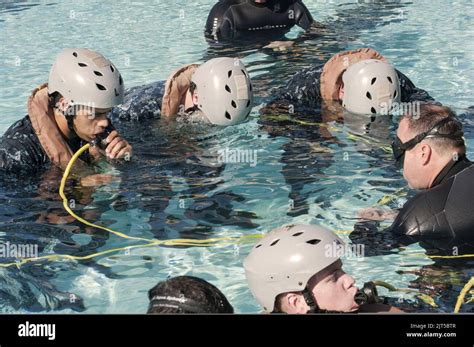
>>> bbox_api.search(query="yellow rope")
[0,144,263,268]
[454,276,474,313]
[2,143,472,314]
[59,144,151,243]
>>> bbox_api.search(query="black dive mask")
[391,117,464,169]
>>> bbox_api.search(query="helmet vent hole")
[366,91,372,100]
[94,70,103,76]
[393,90,397,98]
[246,100,251,107]
[225,85,231,93]
[78,62,88,67]
[249,83,253,91]
[292,232,303,237]
[255,244,262,248]
[270,239,280,246]
[306,239,321,245]
[96,83,107,91]
[387,76,393,83]
[119,75,123,85]
[110,65,115,72]
[231,100,237,108]
[370,107,376,114]
[371,77,376,85]
[228,70,232,78]
[241,69,247,77]
[72,52,78,57]
[225,111,231,120]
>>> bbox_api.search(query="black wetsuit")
[0,115,91,174]
[390,156,474,253]
[350,155,474,257]
[205,0,314,40]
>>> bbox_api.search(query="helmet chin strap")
[66,115,76,134]
[182,104,210,124]
[303,288,344,314]
[303,288,319,313]
[60,104,78,138]
[184,104,200,115]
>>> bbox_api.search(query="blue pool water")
[0,0,473,313]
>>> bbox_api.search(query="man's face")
[307,260,359,312]
[73,106,111,142]
[396,117,426,188]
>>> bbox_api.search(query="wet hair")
[402,103,466,155]
[48,91,77,118]
[48,91,63,110]
[189,81,197,96]
[147,276,234,314]
[272,292,287,313]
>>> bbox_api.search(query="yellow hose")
[59,143,151,243]
[2,143,472,314]
[0,143,262,268]
[454,276,474,313]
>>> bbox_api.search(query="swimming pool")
[0,0,473,313]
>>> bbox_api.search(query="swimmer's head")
[190,57,253,126]
[244,224,359,314]
[49,48,124,109]
[147,276,234,314]
[394,104,465,189]
[341,59,401,115]
[48,48,124,141]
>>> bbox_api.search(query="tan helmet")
[191,57,253,125]
[243,224,345,312]
[342,59,400,115]
[48,48,124,108]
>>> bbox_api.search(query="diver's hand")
[80,174,120,187]
[104,131,132,160]
[358,207,398,221]
[264,40,294,50]
[88,145,102,162]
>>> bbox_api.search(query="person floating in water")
[353,104,474,256]
[110,57,257,239]
[0,48,132,177]
[262,47,434,119]
[244,224,403,313]
[205,0,315,41]
[111,57,253,126]
[258,47,435,217]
